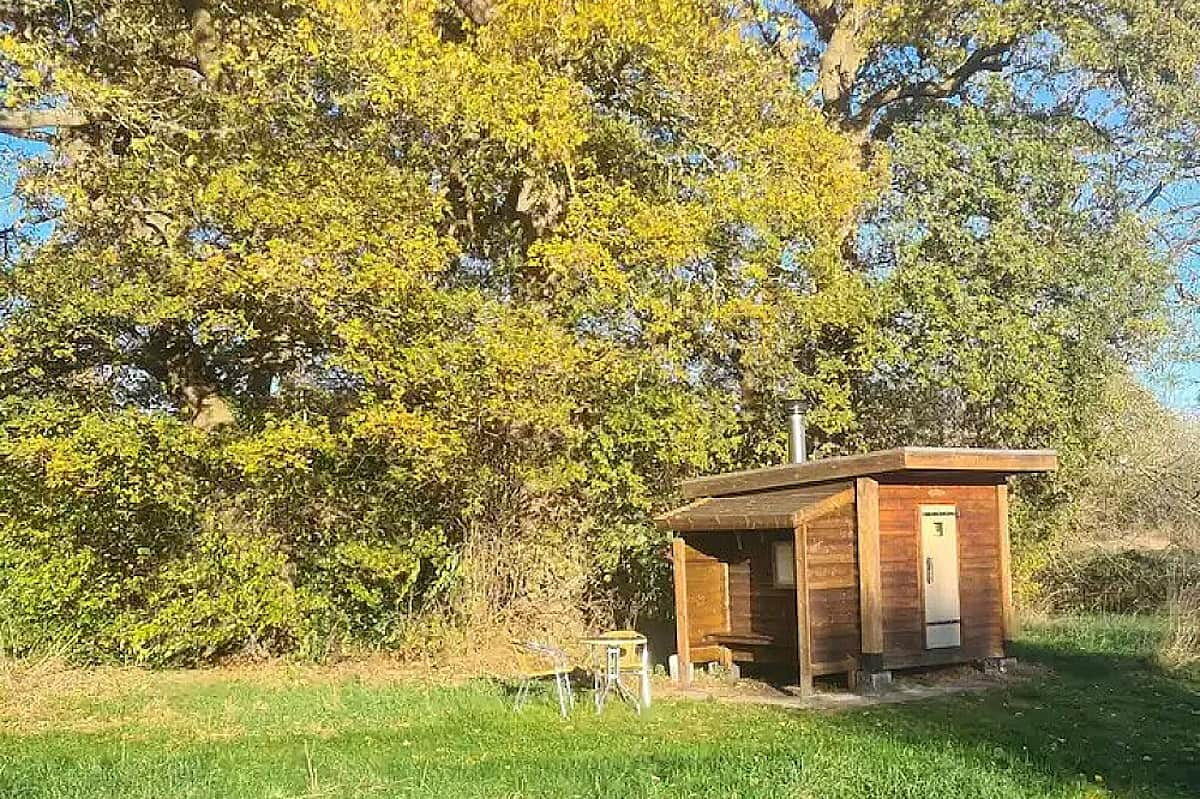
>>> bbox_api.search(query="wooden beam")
[996,484,1016,648]
[855,477,883,669]
[658,511,798,531]
[671,537,692,684]
[901,448,1058,474]
[792,487,856,525]
[679,447,1057,499]
[792,522,813,697]
[681,450,905,498]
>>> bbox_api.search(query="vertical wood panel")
[671,537,691,684]
[856,477,883,662]
[997,483,1015,647]
[805,502,861,667]
[793,522,812,696]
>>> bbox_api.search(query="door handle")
[926,557,933,585]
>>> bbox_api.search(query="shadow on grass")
[844,637,1200,799]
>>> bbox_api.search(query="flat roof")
[678,447,1057,500]
[656,482,853,532]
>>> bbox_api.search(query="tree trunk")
[452,0,495,25]
[816,5,866,126]
[181,0,221,81]
[182,383,236,430]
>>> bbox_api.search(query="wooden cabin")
[657,446,1057,693]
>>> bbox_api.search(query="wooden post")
[671,537,691,684]
[997,483,1016,648]
[792,522,812,697]
[855,477,884,673]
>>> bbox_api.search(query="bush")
[0,400,456,665]
[1034,549,1200,614]
[1159,583,1200,675]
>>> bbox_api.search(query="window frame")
[771,539,796,588]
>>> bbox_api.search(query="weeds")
[1159,583,1200,674]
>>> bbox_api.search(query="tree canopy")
[0,0,876,660]
[0,0,1192,661]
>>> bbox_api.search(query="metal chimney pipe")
[785,399,807,464]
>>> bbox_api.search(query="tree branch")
[153,49,208,78]
[851,40,1014,131]
[0,108,89,138]
[452,0,495,25]
[794,0,839,40]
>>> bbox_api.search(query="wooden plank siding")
[679,511,862,678]
[674,475,1013,679]
[685,532,797,659]
[877,482,1006,667]
[803,501,861,673]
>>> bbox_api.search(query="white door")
[921,505,961,649]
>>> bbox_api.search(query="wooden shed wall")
[679,496,862,676]
[804,501,861,673]
[877,481,1006,668]
[681,533,796,656]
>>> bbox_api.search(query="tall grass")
[1158,583,1200,674]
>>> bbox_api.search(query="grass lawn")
[0,616,1197,799]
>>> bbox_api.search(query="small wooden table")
[581,631,651,714]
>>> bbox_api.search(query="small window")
[772,540,795,588]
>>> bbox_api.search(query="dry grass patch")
[0,652,476,738]
[1159,583,1200,674]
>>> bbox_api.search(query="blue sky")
[1143,175,1200,413]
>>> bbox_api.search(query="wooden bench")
[701,632,788,669]
[706,632,776,647]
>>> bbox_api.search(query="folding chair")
[512,640,574,718]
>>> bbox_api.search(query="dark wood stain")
[673,474,1015,678]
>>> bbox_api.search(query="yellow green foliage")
[0,0,872,662]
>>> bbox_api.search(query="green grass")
[0,616,1197,798]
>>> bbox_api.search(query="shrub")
[1158,583,1200,675]
[0,400,457,664]
[1034,549,1200,615]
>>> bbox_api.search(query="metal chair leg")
[554,671,571,718]
[514,678,531,712]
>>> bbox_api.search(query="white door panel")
[921,505,961,649]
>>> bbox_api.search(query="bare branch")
[1138,180,1166,211]
[852,40,1015,131]
[0,108,89,137]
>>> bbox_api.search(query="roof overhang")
[656,483,854,532]
[678,446,1057,500]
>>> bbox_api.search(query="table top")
[580,634,646,647]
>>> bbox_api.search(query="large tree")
[729,0,1191,445]
[0,0,871,660]
[0,0,1191,662]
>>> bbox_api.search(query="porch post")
[793,522,813,697]
[856,477,884,674]
[671,536,692,684]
